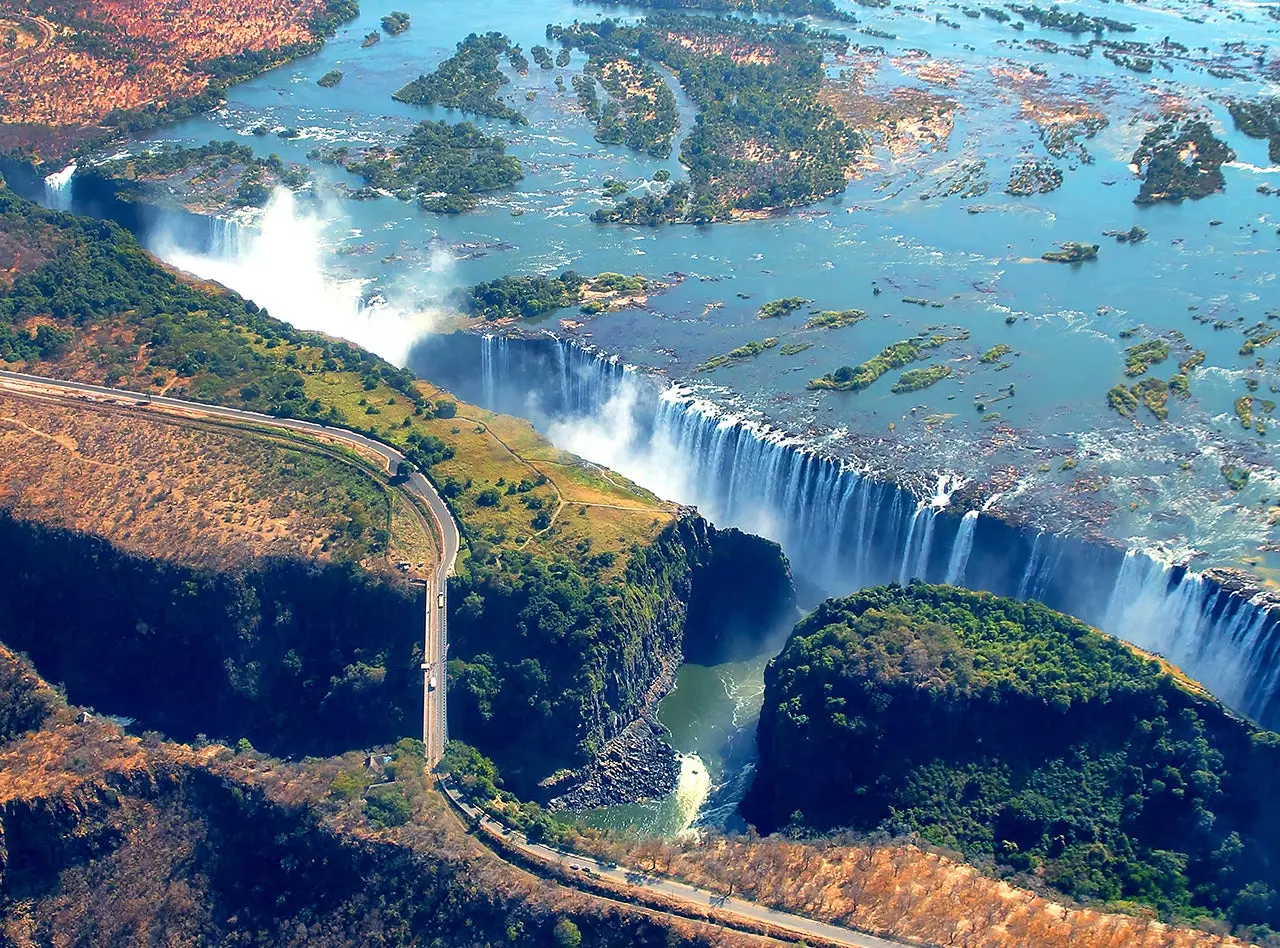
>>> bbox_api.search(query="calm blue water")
[91,0,1279,575]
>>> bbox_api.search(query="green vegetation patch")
[1124,339,1170,376]
[585,0,857,21]
[1132,120,1234,205]
[551,14,860,223]
[1221,463,1250,490]
[809,339,920,392]
[779,342,812,356]
[1226,98,1280,165]
[326,120,522,213]
[94,142,309,209]
[803,308,866,330]
[758,296,813,319]
[393,32,527,124]
[745,583,1280,928]
[698,337,778,372]
[1042,242,1098,263]
[457,271,652,321]
[1240,324,1278,356]
[891,363,951,394]
[583,56,678,158]
[979,343,1012,364]
[317,70,343,88]
[380,10,410,35]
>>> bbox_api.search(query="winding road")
[0,368,910,948]
[0,368,459,764]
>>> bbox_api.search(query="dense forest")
[455,270,650,321]
[0,512,423,756]
[393,32,527,125]
[334,120,523,213]
[744,583,1280,933]
[549,15,860,222]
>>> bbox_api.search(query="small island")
[317,120,521,214]
[457,271,660,321]
[380,10,410,35]
[317,70,343,88]
[758,297,813,319]
[1042,241,1098,263]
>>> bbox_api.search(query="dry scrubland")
[562,835,1257,948]
[0,0,327,156]
[0,389,434,573]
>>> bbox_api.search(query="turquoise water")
[581,653,768,836]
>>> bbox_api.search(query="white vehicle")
[428,675,438,691]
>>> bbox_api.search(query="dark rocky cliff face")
[0,512,423,757]
[0,506,794,800]
[446,513,796,797]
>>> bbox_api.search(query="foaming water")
[152,189,445,366]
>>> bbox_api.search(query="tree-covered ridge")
[393,32,527,125]
[744,583,1280,934]
[550,15,860,222]
[321,120,522,213]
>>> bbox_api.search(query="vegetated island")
[87,140,310,213]
[1130,120,1235,204]
[586,0,858,22]
[1226,97,1280,165]
[393,32,528,125]
[803,308,867,330]
[757,296,812,319]
[317,69,343,88]
[455,270,664,321]
[381,10,410,35]
[697,337,778,372]
[808,330,965,392]
[313,120,522,213]
[551,14,861,224]
[743,583,1280,937]
[1042,241,1098,263]
[0,0,357,163]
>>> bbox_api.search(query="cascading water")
[42,163,76,211]
[416,331,1280,731]
[944,510,979,585]
[153,189,443,366]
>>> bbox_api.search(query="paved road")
[0,368,460,764]
[442,782,911,948]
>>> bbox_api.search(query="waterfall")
[209,216,246,257]
[944,510,979,585]
[42,162,76,211]
[1102,551,1279,722]
[410,331,1280,730]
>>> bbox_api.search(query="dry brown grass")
[0,0,326,157]
[0,389,434,573]
[585,834,1256,948]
